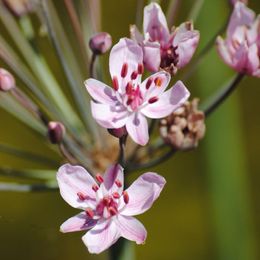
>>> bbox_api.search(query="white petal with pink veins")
[57,164,97,209]
[85,79,116,105]
[116,215,147,244]
[141,81,190,119]
[82,220,121,254]
[120,172,166,216]
[60,212,98,233]
[91,101,129,129]
[126,112,149,146]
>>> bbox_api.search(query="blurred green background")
[0,0,260,259]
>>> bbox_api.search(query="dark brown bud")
[108,126,127,139]
[47,121,65,144]
[159,98,206,150]
[89,32,112,55]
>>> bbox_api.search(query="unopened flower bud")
[108,126,127,138]
[0,68,15,92]
[89,32,112,55]
[159,98,206,150]
[48,121,65,144]
[3,0,34,17]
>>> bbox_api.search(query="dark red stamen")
[126,82,133,94]
[121,63,128,78]
[112,76,119,91]
[131,71,138,80]
[85,208,94,218]
[146,78,153,89]
[138,63,144,75]
[148,96,158,104]
[115,179,122,188]
[77,192,87,201]
[123,191,129,204]
[112,192,120,199]
[92,184,99,192]
[96,174,104,183]
[108,207,118,216]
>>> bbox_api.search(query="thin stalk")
[203,73,245,116]
[59,143,77,165]
[187,0,205,23]
[0,182,58,192]
[166,0,181,26]
[0,143,58,166]
[89,54,96,78]
[118,136,127,167]
[63,0,89,69]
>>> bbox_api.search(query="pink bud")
[0,68,15,92]
[89,32,112,55]
[108,126,127,138]
[47,121,65,144]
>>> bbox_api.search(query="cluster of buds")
[159,99,206,150]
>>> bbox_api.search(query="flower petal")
[109,38,143,86]
[143,3,169,43]
[130,24,144,44]
[126,112,149,146]
[120,172,166,216]
[142,41,161,72]
[91,101,129,129]
[216,36,232,67]
[116,215,147,244]
[141,80,190,119]
[232,42,249,72]
[173,22,200,69]
[85,79,116,105]
[141,71,170,100]
[57,164,97,209]
[60,212,97,233]
[82,219,120,254]
[247,43,259,74]
[227,2,255,38]
[101,164,124,195]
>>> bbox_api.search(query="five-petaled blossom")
[85,38,190,145]
[57,164,166,254]
[217,2,260,77]
[130,2,200,74]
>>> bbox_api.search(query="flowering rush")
[85,38,190,145]
[57,164,166,254]
[217,2,260,77]
[130,2,200,74]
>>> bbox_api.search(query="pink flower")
[85,38,190,145]
[57,164,166,254]
[130,3,200,74]
[230,0,248,6]
[217,2,260,77]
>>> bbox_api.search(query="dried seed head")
[89,32,112,55]
[47,121,66,144]
[159,98,206,150]
[0,68,15,92]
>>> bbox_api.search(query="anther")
[126,82,133,94]
[131,71,138,80]
[112,192,120,199]
[85,208,94,218]
[121,63,128,78]
[108,207,118,216]
[126,97,133,106]
[148,96,158,104]
[138,63,144,75]
[115,179,122,188]
[112,76,119,91]
[96,173,104,183]
[146,78,153,90]
[92,184,99,192]
[103,196,111,206]
[123,191,129,204]
[154,77,163,87]
[77,192,87,201]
